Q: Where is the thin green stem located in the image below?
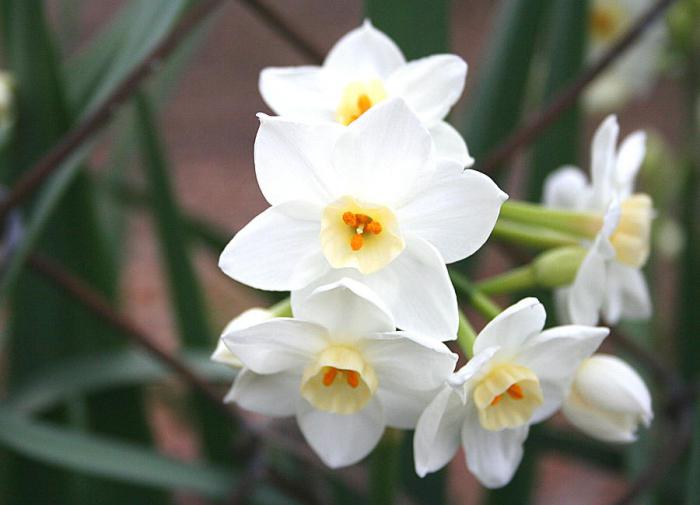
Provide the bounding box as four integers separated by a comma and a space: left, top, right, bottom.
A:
493, 219, 581, 249
369, 428, 403, 505
500, 200, 600, 238
450, 271, 501, 320
477, 265, 537, 295
457, 311, 477, 358
269, 298, 291, 317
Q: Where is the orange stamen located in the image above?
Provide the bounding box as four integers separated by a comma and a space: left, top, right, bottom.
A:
507, 384, 524, 400
351, 234, 364, 251
342, 211, 357, 227
346, 371, 360, 388
322, 367, 338, 386
365, 221, 382, 234
355, 214, 372, 226
490, 394, 503, 406
357, 94, 372, 114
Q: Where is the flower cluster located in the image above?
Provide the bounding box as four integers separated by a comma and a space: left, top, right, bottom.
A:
214, 21, 654, 489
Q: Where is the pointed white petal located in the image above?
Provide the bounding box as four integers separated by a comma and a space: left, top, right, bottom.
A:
399, 163, 507, 263
362, 331, 457, 391
294, 278, 396, 338
296, 396, 385, 468
254, 114, 343, 206
542, 166, 590, 210
413, 386, 465, 477
515, 325, 609, 422
330, 98, 433, 206
608, 264, 652, 320
258, 66, 333, 122
223, 318, 327, 374
590, 115, 619, 209
227, 368, 299, 417
219, 202, 322, 291
615, 131, 646, 198
473, 298, 546, 355
323, 20, 405, 82
386, 54, 467, 125
461, 405, 529, 489
377, 386, 438, 429
568, 238, 613, 326
428, 121, 473, 167
364, 237, 458, 341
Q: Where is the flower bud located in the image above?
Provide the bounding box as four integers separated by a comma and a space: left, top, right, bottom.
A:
532, 246, 587, 288
562, 354, 652, 443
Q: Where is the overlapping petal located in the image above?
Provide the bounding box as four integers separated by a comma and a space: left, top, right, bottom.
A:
473, 298, 546, 355
259, 66, 332, 122
427, 121, 473, 167
226, 369, 299, 417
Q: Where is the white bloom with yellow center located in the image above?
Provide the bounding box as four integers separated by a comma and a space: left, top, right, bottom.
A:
585, 0, 666, 112
563, 354, 652, 443
219, 98, 506, 341
259, 20, 472, 166
222, 279, 457, 468
543, 115, 653, 325
413, 298, 608, 488
211, 308, 274, 369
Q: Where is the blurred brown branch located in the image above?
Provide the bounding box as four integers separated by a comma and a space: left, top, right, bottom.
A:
479, 0, 677, 175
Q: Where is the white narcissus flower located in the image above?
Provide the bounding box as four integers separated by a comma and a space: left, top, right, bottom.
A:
211, 308, 274, 369
585, 0, 666, 112
563, 354, 652, 443
223, 278, 457, 468
543, 115, 653, 325
220, 98, 507, 341
259, 20, 472, 166
413, 298, 608, 488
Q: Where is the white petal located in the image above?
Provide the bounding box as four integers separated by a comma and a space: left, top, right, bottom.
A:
399, 163, 507, 263
562, 392, 639, 443
323, 20, 405, 82
590, 115, 619, 209
448, 346, 500, 389
294, 278, 396, 339
258, 66, 334, 122
212, 308, 275, 368
615, 131, 646, 198
364, 237, 458, 341
542, 166, 590, 210
330, 98, 433, 206
254, 114, 343, 206
413, 386, 465, 477
219, 202, 322, 291
386, 54, 467, 126
223, 318, 327, 374
608, 264, 652, 321
461, 405, 529, 489
226, 368, 299, 417
211, 339, 242, 368
362, 331, 457, 392
296, 396, 385, 468
515, 325, 609, 422
568, 239, 613, 326
473, 298, 546, 355
377, 386, 438, 429
428, 121, 473, 167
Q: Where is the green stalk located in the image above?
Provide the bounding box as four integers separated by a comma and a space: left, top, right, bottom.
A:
492, 219, 581, 250
477, 266, 537, 296
369, 429, 403, 505
457, 311, 477, 358
450, 271, 501, 320
500, 200, 601, 238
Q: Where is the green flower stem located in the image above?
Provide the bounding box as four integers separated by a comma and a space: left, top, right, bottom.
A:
477, 265, 537, 295
369, 428, 403, 505
268, 298, 291, 317
500, 200, 601, 238
457, 311, 477, 358
450, 271, 501, 320
493, 219, 581, 249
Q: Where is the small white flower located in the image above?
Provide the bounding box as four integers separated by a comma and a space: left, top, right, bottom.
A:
223, 278, 457, 468
585, 0, 666, 111
259, 20, 472, 166
211, 308, 274, 368
220, 98, 507, 341
543, 115, 653, 325
413, 298, 608, 488
563, 354, 652, 443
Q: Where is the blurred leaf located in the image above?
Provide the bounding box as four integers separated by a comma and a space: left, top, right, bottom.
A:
6, 350, 235, 415
528, 0, 587, 201
364, 0, 449, 58
462, 0, 552, 163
